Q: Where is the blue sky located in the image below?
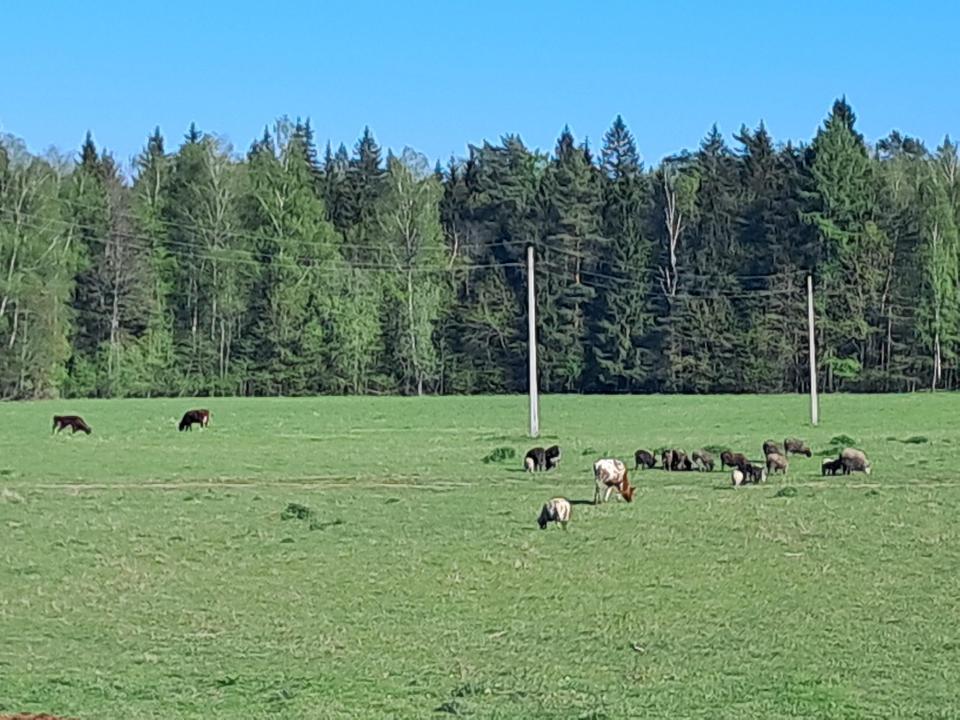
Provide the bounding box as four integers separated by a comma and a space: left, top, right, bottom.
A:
3, 0, 958, 169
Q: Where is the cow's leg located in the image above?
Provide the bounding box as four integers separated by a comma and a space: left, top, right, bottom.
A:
604, 485, 615, 503
593, 484, 600, 505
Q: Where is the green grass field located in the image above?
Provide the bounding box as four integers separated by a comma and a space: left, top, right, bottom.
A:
1, 394, 959, 719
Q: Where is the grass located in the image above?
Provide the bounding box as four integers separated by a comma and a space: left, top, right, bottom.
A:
1, 393, 959, 718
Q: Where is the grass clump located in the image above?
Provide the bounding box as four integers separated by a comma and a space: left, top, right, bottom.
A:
482, 447, 516, 464
280, 502, 313, 521
773, 486, 799, 498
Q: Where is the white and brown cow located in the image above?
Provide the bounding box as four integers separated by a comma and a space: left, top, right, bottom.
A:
593, 458, 635, 504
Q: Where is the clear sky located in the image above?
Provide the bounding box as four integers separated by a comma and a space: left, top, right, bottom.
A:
4, 0, 958, 170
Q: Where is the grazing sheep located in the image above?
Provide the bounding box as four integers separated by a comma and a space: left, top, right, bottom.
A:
743, 462, 767, 484
661, 449, 676, 472
634, 449, 656, 470
840, 448, 872, 475
821, 457, 844, 476
52, 415, 92, 435
524, 447, 547, 472
763, 440, 783, 457
784, 438, 812, 457
720, 450, 750, 472
765, 452, 789, 476
731, 468, 746, 486
692, 449, 715, 472
671, 450, 691, 471
179, 408, 210, 431
545, 445, 562, 470
537, 497, 572, 529
593, 458, 635, 504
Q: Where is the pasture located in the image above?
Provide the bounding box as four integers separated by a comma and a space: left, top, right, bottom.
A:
1, 394, 959, 719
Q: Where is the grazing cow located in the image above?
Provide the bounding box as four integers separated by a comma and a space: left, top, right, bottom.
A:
593, 458, 634, 504
634, 449, 656, 470
731, 468, 746, 486
763, 440, 783, 457
52, 415, 92, 435
661, 449, 675, 472
178, 409, 210, 432
537, 497, 572, 529
821, 457, 844, 476
765, 452, 789, 476
840, 448, 872, 475
692, 449, 714, 472
524, 447, 547, 472
720, 450, 750, 472
545, 445, 562, 470
784, 437, 812, 457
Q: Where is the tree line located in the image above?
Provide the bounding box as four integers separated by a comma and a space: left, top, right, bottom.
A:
1, 98, 958, 399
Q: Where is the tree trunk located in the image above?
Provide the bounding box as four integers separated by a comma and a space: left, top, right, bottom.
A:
933, 328, 941, 391
407, 270, 419, 396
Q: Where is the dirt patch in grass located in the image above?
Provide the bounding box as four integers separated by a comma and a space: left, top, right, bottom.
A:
0, 714, 78, 720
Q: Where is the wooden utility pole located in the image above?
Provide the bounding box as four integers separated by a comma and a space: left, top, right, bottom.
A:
527, 245, 540, 438
807, 274, 819, 426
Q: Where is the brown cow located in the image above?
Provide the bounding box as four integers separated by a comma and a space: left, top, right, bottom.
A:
179, 409, 211, 432
52, 415, 92, 435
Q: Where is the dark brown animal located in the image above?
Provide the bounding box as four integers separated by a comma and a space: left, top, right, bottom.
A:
52, 415, 92, 435
524, 447, 547, 472
179, 409, 210, 432
742, 462, 767, 484
763, 440, 783, 457
634, 449, 656, 470
821, 457, 843, 476
720, 450, 749, 472
671, 450, 690, 471
544, 445, 562, 470
662, 449, 675, 472
784, 437, 812, 457
692, 449, 714, 472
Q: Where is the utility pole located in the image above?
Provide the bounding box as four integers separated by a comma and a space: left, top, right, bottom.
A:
527, 245, 540, 438
807, 274, 819, 426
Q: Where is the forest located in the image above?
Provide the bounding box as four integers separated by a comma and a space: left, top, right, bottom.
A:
1, 98, 958, 399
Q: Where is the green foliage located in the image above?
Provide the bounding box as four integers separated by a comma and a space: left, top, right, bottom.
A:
2, 100, 960, 398
481, 447, 516, 464
280, 502, 313, 520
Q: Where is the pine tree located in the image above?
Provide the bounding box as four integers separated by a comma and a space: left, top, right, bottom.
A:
536, 127, 603, 391
241, 119, 343, 394
804, 98, 894, 390
588, 116, 657, 391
